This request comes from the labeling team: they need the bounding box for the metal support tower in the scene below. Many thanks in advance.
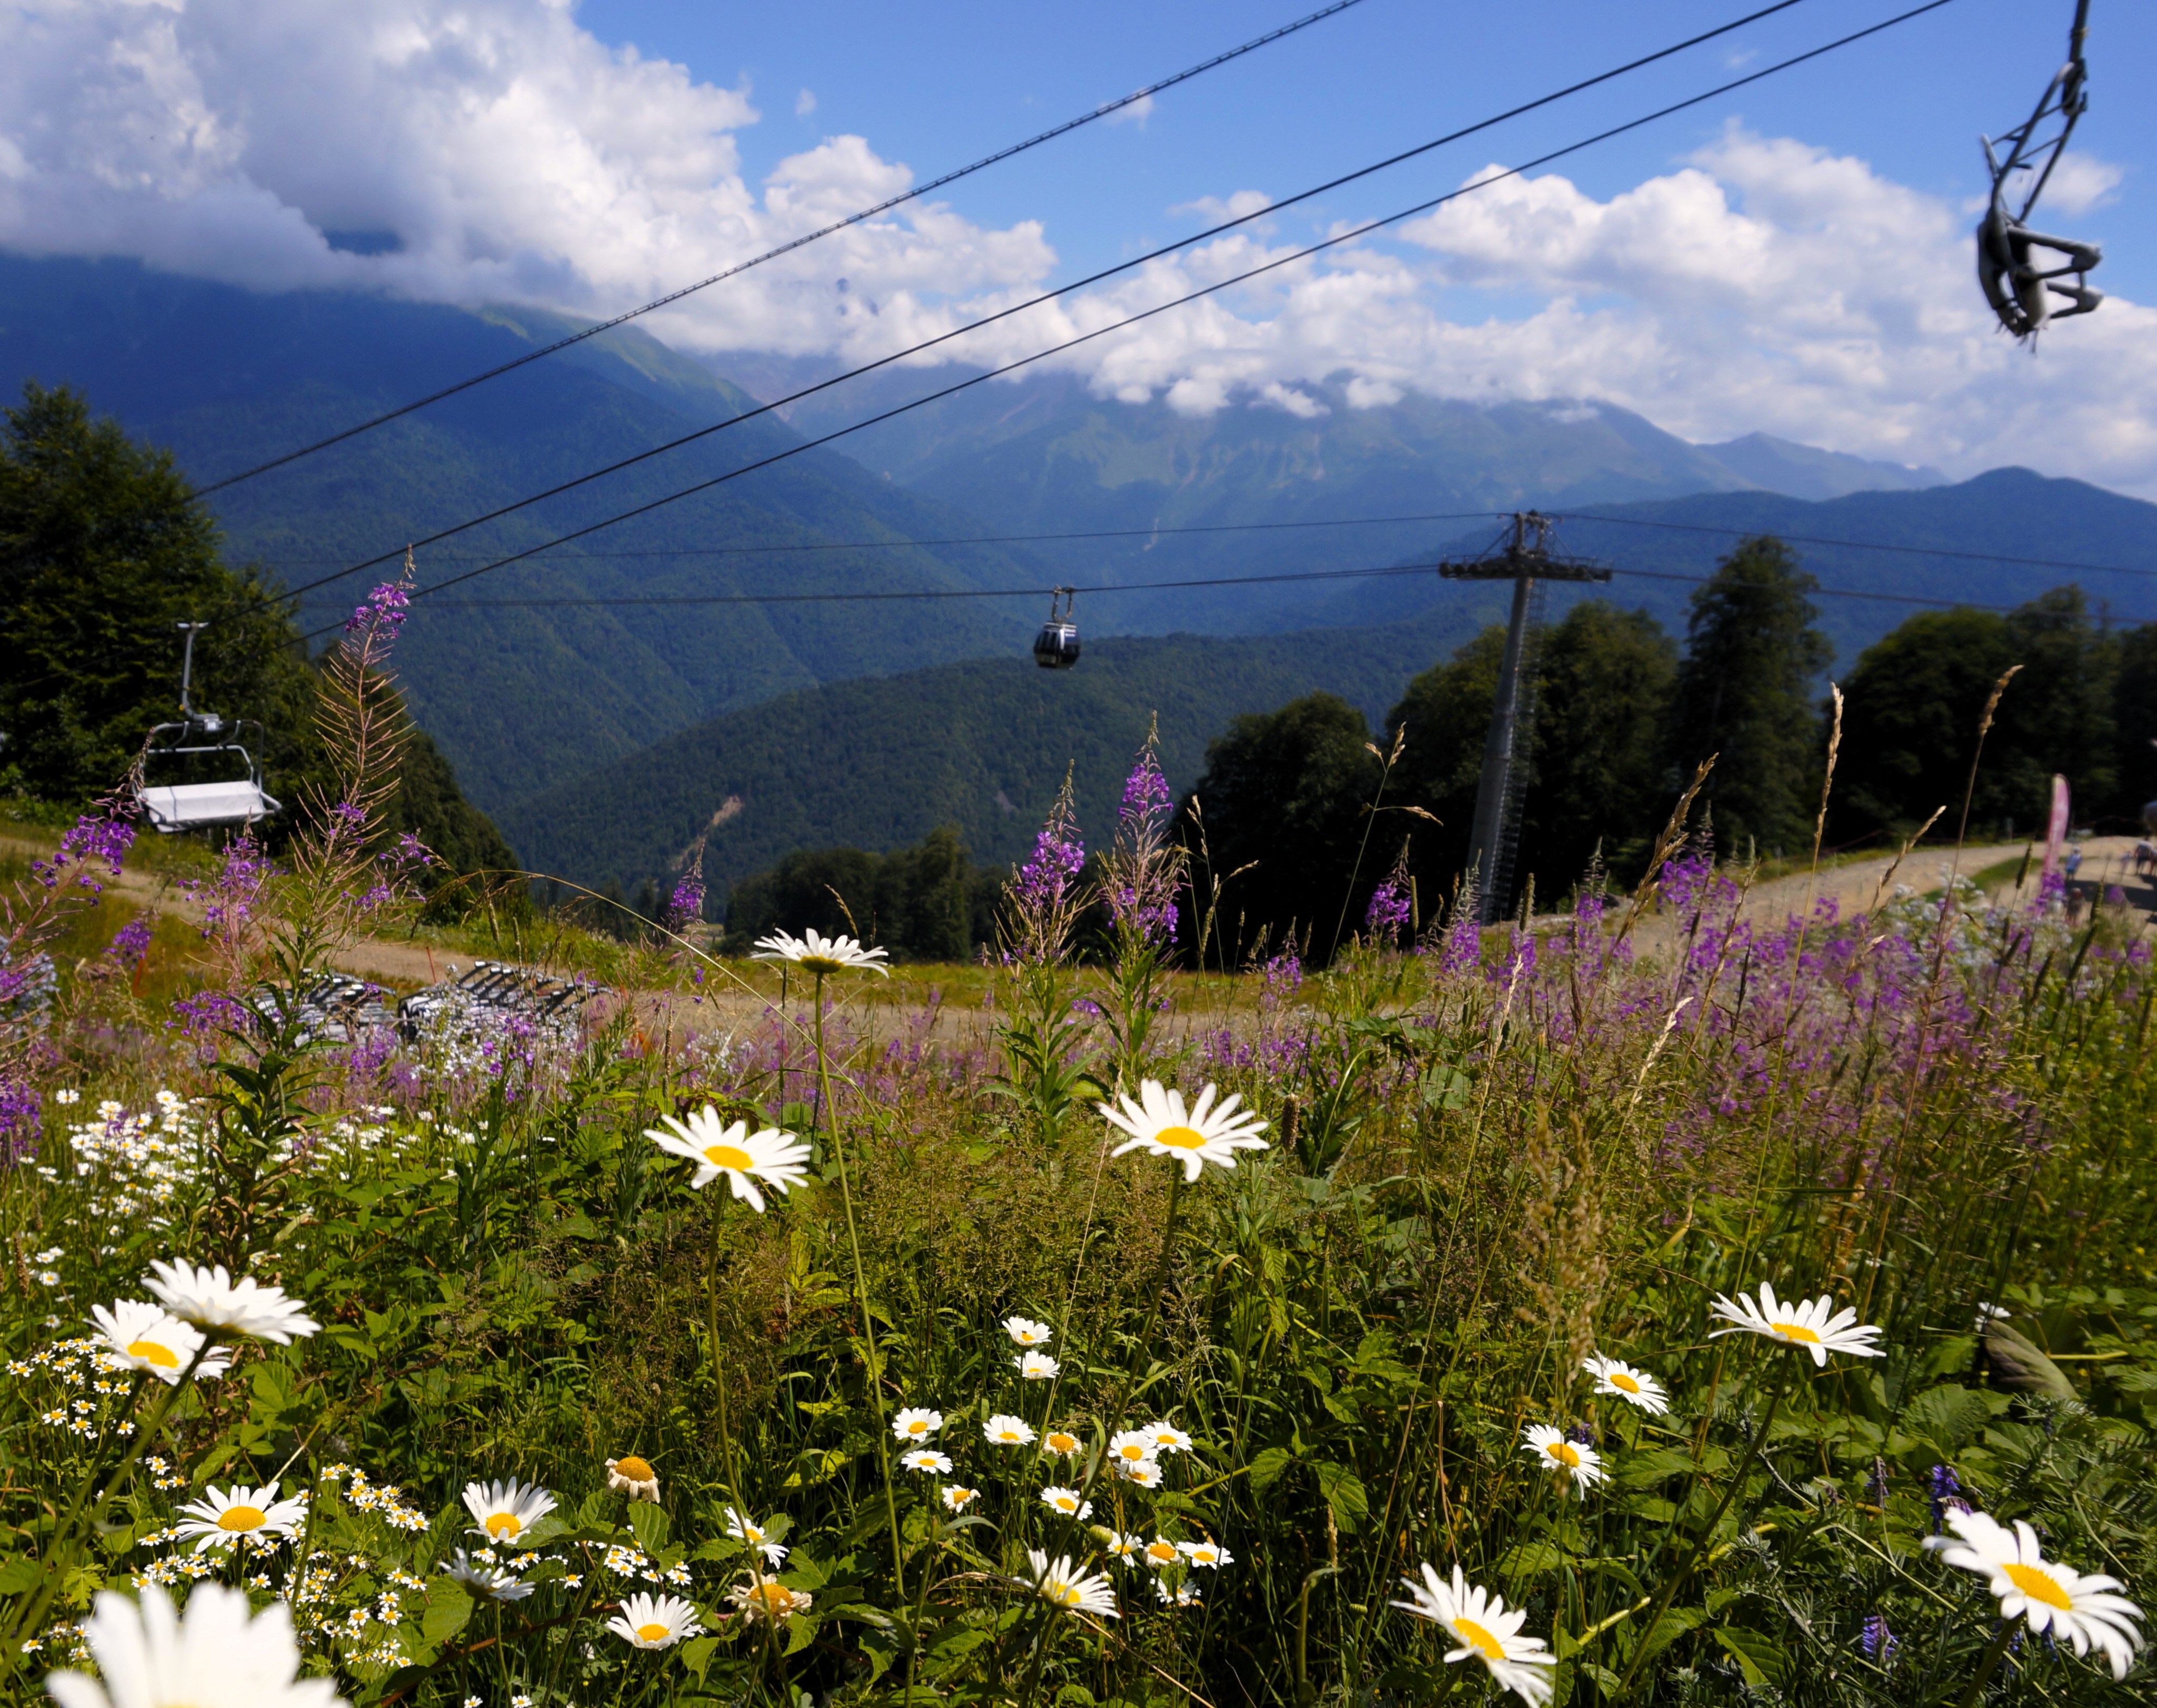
[1439,512,1612,924]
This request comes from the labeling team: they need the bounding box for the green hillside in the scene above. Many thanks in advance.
[498,608,1482,899]
[0,255,1049,814]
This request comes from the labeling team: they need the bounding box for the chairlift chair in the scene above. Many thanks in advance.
[1033,586,1081,670]
[1977,0,2103,341]
[136,622,282,834]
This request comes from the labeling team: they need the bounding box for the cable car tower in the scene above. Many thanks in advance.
[1439,512,1611,924]
[1978,0,2101,341]
[137,622,282,834]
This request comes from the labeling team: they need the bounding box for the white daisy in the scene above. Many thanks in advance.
[1393,1563,1557,1705]
[1520,1426,1607,1495]
[901,1450,953,1476]
[1040,1486,1093,1520]
[1116,1457,1164,1490]
[1015,1350,1060,1380]
[893,1406,944,1442]
[1103,1532,1144,1562]
[727,1579,813,1623]
[1100,1079,1270,1183]
[46,1584,341,1708]
[1707,1282,1884,1366]
[606,1592,704,1651]
[1925,1510,2144,1680]
[462,1479,556,1545]
[143,1261,319,1343]
[90,1299,232,1384]
[1179,1539,1233,1569]
[1141,1421,1194,1455]
[644,1107,811,1212]
[942,1485,979,1512]
[1017,1550,1119,1620]
[1141,1537,1182,1570]
[441,1549,535,1602]
[1107,1429,1158,1469]
[751,928,890,977]
[1004,1316,1053,1345]
[1041,1429,1083,1458]
[726,1509,788,1568]
[1583,1356,1670,1415]
[983,1414,1036,1446]
[174,1483,307,1553]
[606,1455,660,1502]
[1156,1578,1203,1608]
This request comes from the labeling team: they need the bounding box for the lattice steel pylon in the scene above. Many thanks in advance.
[1439,512,1612,924]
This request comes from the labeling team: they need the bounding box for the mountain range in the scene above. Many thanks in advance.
[4,251,2152,896]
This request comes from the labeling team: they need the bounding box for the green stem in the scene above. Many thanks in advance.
[1953,1617,2018,1708]
[814,976,905,1599]
[704,1191,746,1518]
[1612,1366,1789,1701]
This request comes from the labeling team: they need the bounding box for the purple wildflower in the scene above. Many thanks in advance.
[346,581,411,640]
[1120,748,1173,825]
[192,828,271,941]
[0,1080,39,1165]
[1104,743,1181,948]
[1365,878,1412,945]
[663,869,706,933]
[1926,1465,1970,1533]
[105,915,154,970]
[1861,1614,1898,1668]
[33,805,137,894]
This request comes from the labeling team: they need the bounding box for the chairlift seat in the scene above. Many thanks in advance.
[140,780,283,833]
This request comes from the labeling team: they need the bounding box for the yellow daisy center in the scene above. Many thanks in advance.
[997,1430,1022,1442]
[1453,1617,1506,1662]
[748,1583,792,1613]
[702,1143,753,1171]
[1050,1582,1082,1607]
[614,1456,654,1480]
[797,955,845,975]
[1154,1124,1209,1150]
[1119,1442,1148,1461]
[1047,1433,1078,1452]
[1611,1372,1641,1393]
[218,1504,267,1532]
[2003,1563,2073,1610]
[950,1488,975,1503]
[1545,1441,1582,1468]
[485,1513,522,1540]
[905,1420,929,1435]
[1192,1549,1216,1563]
[1146,1544,1177,1564]
[127,1339,179,1369]
[1770,1321,1821,1344]
[636,1622,670,1642]
[1154,1432,1180,1446]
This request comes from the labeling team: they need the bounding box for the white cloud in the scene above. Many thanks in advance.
[794,88,817,119]
[1102,92,1154,128]
[0,5,2149,497]
[2042,151,2123,215]
[0,0,1053,360]
[1170,189,1272,224]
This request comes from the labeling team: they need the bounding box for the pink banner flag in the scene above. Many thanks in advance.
[2042,774,2070,880]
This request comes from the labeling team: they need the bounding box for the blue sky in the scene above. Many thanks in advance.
[3,0,2151,491]
[580,0,2150,299]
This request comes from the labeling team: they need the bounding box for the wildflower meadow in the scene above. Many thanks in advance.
[2,588,2154,1708]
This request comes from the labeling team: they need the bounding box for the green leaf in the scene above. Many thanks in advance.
[1311,1461,1368,1533]
[422,1579,473,1644]
[626,1500,671,1553]
[1631,1605,1707,1667]
[1495,1541,1565,1580]
[1712,1625,1789,1686]
[0,1555,41,1595]
[1246,1445,1296,1491]
[1900,1384,2004,1455]
[677,1635,717,1682]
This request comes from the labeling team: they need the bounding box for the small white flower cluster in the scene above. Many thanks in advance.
[60,1092,204,1222]
[322,1463,434,1532]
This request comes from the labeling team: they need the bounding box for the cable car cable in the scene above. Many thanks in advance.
[178,0,1374,501]
[279,0,1832,602]
[297,0,1956,644]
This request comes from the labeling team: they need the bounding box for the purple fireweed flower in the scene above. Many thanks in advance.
[1861,1614,1898,1668]
[1259,947,1302,1005]
[0,1080,39,1165]
[33,805,137,893]
[346,581,411,640]
[1365,878,1411,943]
[192,828,271,941]
[105,915,154,970]
[663,870,706,933]
[1003,785,1087,964]
[1120,748,1173,825]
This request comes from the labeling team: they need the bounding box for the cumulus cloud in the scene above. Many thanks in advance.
[794,88,817,119]
[0,4,2148,495]
[0,0,1053,361]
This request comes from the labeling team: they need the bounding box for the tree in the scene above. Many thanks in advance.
[1664,536,1831,857]
[0,382,518,904]
[1179,693,1381,963]
[2114,623,2157,828]
[720,826,1001,961]
[1833,590,2122,845]
[1386,601,1676,906]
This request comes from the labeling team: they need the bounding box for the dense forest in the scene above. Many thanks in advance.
[1173,537,2155,962]
[0,383,517,906]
